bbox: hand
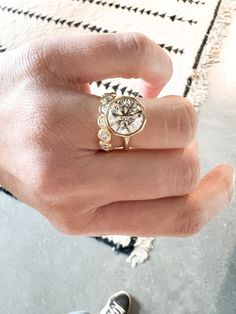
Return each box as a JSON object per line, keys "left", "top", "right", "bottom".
{"left": 0, "top": 32, "right": 234, "bottom": 236}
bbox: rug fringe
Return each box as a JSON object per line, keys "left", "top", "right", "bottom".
{"left": 126, "top": 238, "right": 154, "bottom": 268}
{"left": 187, "top": 0, "right": 236, "bottom": 110}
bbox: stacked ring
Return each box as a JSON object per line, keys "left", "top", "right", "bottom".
{"left": 97, "top": 92, "right": 147, "bottom": 151}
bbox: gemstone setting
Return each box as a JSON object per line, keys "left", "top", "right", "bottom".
{"left": 100, "top": 104, "right": 109, "bottom": 114}
{"left": 97, "top": 115, "right": 107, "bottom": 128}
{"left": 99, "top": 141, "right": 112, "bottom": 151}
{"left": 106, "top": 97, "right": 145, "bottom": 137}
{"left": 101, "top": 92, "right": 116, "bottom": 105}
{"left": 98, "top": 129, "right": 111, "bottom": 142}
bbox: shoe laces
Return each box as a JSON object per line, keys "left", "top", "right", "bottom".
{"left": 108, "top": 301, "right": 126, "bottom": 314}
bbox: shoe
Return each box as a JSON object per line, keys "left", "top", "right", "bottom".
{"left": 100, "top": 291, "right": 131, "bottom": 314}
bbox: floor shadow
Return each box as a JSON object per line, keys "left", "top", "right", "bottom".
{"left": 129, "top": 296, "right": 141, "bottom": 314}
{"left": 215, "top": 246, "right": 236, "bottom": 314}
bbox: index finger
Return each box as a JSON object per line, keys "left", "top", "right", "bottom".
{"left": 34, "top": 32, "right": 172, "bottom": 97}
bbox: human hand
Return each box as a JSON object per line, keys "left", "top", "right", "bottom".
{"left": 0, "top": 32, "right": 234, "bottom": 236}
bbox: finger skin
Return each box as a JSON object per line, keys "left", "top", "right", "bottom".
{"left": 27, "top": 32, "right": 172, "bottom": 96}
{"left": 83, "top": 94, "right": 198, "bottom": 149}
{"left": 73, "top": 164, "right": 234, "bottom": 237}
{"left": 130, "top": 95, "right": 198, "bottom": 149}
{"left": 87, "top": 142, "right": 199, "bottom": 203}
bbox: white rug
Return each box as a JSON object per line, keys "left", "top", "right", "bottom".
{"left": 0, "top": 0, "right": 235, "bottom": 266}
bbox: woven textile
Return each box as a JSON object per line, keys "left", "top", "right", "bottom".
{"left": 0, "top": 0, "right": 235, "bottom": 266}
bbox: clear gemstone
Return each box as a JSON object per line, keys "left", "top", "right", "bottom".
{"left": 98, "top": 129, "right": 111, "bottom": 142}
{"left": 99, "top": 141, "right": 112, "bottom": 151}
{"left": 98, "top": 115, "right": 106, "bottom": 128}
{"left": 101, "top": 98, "right": 109, "bottom": 105}
{"left": 101, "top": 93, "right": 116, "bottom": 105}
{"left": 107, "top": 97, "right": 145, "bottom": 136}
{"left": 100, "top": 104, "right": 109, "bottom": 114}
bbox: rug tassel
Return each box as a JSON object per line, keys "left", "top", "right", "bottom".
{"left": 127, "top": 238, "right": 154, "bottom": 268}
{"left": 187, "top": 0, "right": 236, "bottom": 109}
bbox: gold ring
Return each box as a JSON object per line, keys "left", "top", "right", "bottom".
{"left": 97, "top": 92, "right": 146, "bottom": 151}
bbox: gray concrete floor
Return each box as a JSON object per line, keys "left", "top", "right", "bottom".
{"left": 1, "top": 15, "right": 236, "bottom": 314}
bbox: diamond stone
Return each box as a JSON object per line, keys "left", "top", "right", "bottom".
{"left": 99, "top": 141, "right": 112, "bottom": 151}
{"left": 100, "top": 104, "right": 109, "bottom": 114}
{"left": 98, "top": 115, "right": 106, "bottom": 128}
{"left": 106, "top": 97, "right": 145, "bottom": 136}
{"left": 101, "top": 93, "right": 116, "bottom": 105}
{"left": 98, "top": 129, "right": 111, "bottom": 142}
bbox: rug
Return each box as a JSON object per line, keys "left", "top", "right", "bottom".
{"left": 0, "top": 0, "right": 235, "bottom": 267}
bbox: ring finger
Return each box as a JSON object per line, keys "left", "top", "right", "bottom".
{"left": 81, "top": 94, "right": 198, "bottom": 150}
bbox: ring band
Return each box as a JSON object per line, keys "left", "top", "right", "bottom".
{"left": 97, "top": 92, "right": 146, "bottom": 151}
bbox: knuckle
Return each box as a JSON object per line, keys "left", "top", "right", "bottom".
{"left": 171, "top": 96, "right": 198, "bottom": 144}
{"left": 177, "top": 147, "right": 200, "bottom": 194}
{"left": 34, "top": 168, "right": 67, "bottom": 199}
{"left": 31, "top": 158, "right": 84, "bottom": 200}
{"left": 50, "top": 217, "right": 80, "bottom": 235}
{"left": 118, "top": 32, "right": 152, "bottom": 70}
{"left": 53, "top": 220, "right": 82, "bottom": 236}
{"left": 157, "top": 50, "right": 173, "bottom": 86}
{"left": 50, "top": 211, "right": 95, "bottom": 236}
{"left": 29, "top": 159, "right": 65, "bottom": 199}
{"left": 24, "top": 122, "right": 57, "bottom": 168}
{"left": 20, "top": 40, "right": 48, "bottom": 75}
{"left": 31, "top": 167, "right": 57, "bottom": 198}
{"left": 180, "top": 99, "right": 198, "bottom": 143}
{"left": 159, "top": 57, "right": 173, "bottom": 86}
{"left": 128, "top": 32, "right": 151, "bottom": 53}
{"left": 19, "top": 38, "right": 57, "bottom": 79}
{"left": 162, "top": 55, "right": 173, "bottom": 85}
{"left": 117, "top": 32, "right": 172, "bottom": 84}
{"left": 175, "top": 207, "right": 207, "bottom": 237}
